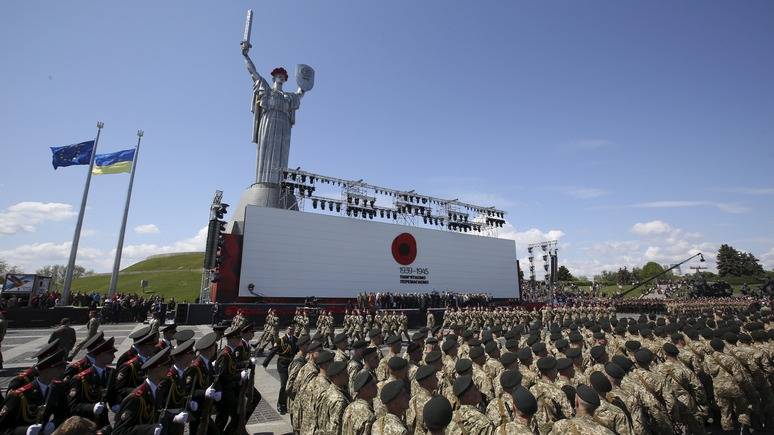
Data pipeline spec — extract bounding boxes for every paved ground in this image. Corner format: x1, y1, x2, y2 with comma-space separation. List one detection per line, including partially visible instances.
0, 323, 293, 435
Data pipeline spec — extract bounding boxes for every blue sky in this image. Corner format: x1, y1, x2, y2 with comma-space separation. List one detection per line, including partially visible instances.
1, 1, 772, 278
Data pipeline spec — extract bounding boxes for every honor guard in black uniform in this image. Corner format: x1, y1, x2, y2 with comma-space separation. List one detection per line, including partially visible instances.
239, 323, 256, 357
66, 336, 118, 429
157, 339, 194, 413
184, 332, 221, 435
116, 326, 151, 368
263, 324, 298, 414
61, 332, 106, 384
113, 347, 189, 435
240, 323, 262, 412
115, 330, 159, 398
214, 325, 257, 434
158, 324, 177, 350
173, 330, 194, 347
6, 340, 61, 394
0, 350, 69, 435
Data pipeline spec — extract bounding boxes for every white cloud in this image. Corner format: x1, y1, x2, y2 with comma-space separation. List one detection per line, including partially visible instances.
0, 241, 104, 272
134, 224, 160, 235
498, 224, 565, 248
631, 200, 750, 214
0, 226, 207, 272
0, 202, 76, 235
631, 220, 672, 236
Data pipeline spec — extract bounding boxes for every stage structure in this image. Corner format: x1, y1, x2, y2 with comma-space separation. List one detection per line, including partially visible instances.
205, 10, 518, 304
239, 206, 518, 299
527, 240, 559, 284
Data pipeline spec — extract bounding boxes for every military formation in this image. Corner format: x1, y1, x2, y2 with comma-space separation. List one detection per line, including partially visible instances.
277, 301, 774, 434
0, 321, 261, 435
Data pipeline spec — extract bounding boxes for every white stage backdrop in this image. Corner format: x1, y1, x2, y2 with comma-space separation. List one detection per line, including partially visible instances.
239, 206, 519, 298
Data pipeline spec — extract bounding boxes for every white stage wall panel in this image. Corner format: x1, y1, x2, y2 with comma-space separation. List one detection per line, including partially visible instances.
239, 206, 519, 298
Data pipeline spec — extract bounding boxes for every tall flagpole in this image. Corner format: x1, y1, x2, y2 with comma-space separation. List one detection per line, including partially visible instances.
62, 121, 103, 305
108, 130, 143, 296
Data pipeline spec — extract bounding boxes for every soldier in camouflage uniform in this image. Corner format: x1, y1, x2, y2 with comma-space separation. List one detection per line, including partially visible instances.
405, 365, 437, 435
289, 340, 324, 432
657, 343, 707, 434
548, 385, 614, 435
447, 375, 494, 434
704, 337, 753, 431
530, 356, 573, 435
589, 371, 632, 435
342, 371, 378, 435
315, 360, 351, 435
297, 349, 334, 433
372, 380, 409, 435
486, 370, 520, 430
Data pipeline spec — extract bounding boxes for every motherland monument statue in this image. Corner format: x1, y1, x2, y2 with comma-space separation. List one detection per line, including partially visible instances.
229, 10, 315, 234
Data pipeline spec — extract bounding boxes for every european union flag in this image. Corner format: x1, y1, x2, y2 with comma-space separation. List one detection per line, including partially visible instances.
50, 140, 95, 169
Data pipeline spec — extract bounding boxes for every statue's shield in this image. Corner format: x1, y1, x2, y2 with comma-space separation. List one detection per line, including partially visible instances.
296, 64, 315, 92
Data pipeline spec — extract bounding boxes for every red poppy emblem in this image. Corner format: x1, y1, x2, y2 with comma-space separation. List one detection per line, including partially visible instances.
391, 233, 417, 265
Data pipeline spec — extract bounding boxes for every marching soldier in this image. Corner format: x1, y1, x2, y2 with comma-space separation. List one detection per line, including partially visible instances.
0, 350, 69, 435
315, 360, 351, 434
333, 333, 350, 362
61, 332, 105, 384
214, 325, 256, 435
7, 340, 61, 393
405, 365, 438, 434
115, 330, 159, 398
372, 380, 410, 435
529, 356, 573, 435
284, 334, 308, 417
173, 329, 195, 347
422, 396, 453, 435
297, 350, 334, 433
263, 324, 298, 415
116, 326, 152, 367
184, 332, 221, 435
486, 370, 520, 430
448, 375, 494, 434
588, 371, 632, 435
158, 324, 177, 349
342, 371, 377, 435
67, 336, 118, 429
157, 339, 195, 415
112, 347, 189, 435
70, 310, 100, 359
547, 385, 614, 434
346, 340, 367, 396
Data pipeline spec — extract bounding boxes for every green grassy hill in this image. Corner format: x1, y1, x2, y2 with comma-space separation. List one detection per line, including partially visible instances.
70, 252, 204, 301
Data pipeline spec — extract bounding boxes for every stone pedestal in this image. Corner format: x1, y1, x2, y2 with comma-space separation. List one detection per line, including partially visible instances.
227, 183, 297, 234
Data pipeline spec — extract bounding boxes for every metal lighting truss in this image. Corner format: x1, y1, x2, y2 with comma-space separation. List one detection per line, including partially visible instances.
280, 167, 507, 236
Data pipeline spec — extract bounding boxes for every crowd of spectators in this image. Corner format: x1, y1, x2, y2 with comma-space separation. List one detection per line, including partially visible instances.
355, 291, 492, 310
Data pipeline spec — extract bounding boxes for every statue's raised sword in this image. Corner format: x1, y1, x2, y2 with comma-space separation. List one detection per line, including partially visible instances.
243, 9, 253, 46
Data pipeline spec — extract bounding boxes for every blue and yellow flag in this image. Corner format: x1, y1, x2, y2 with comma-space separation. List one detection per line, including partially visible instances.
92, 149, 135, 175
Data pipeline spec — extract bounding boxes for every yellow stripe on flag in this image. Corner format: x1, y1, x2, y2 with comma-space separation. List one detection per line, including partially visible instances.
92, 160, 132, 175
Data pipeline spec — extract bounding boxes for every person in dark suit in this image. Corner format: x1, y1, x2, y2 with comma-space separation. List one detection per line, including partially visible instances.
49, 318, 76, 359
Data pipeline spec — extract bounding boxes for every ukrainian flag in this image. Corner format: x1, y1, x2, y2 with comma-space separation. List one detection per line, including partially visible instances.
92, 149, 135, 175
